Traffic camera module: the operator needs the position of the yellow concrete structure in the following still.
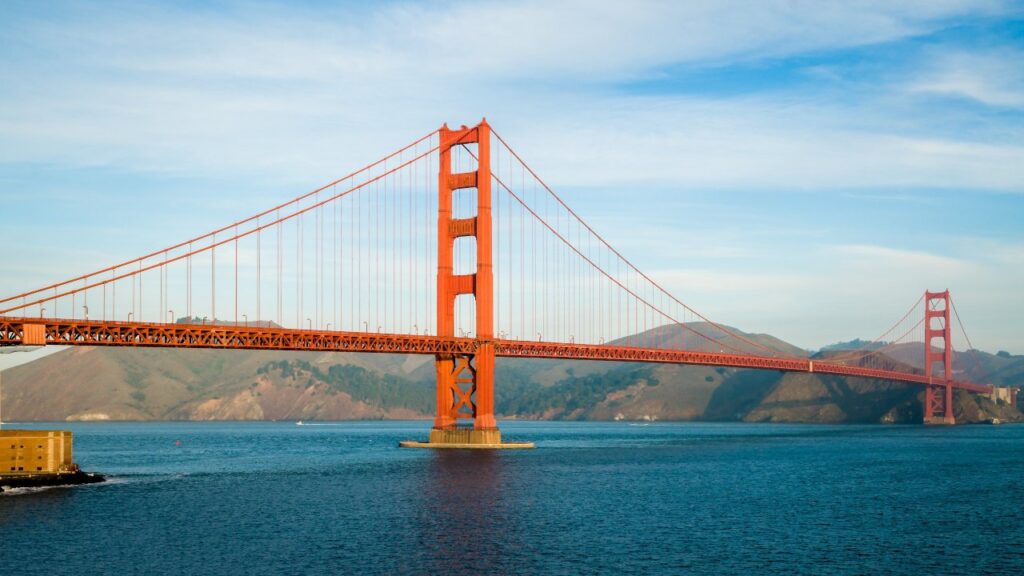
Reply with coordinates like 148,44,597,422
988,386,1016,405
399,427,534,449
1,430,74,474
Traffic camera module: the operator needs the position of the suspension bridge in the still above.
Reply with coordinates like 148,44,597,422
0,120,1014,444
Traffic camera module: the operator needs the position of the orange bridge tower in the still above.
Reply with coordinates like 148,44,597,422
405,120,530,449
923,290,955,425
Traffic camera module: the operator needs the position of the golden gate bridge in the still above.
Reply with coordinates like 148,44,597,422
0,120,1013,443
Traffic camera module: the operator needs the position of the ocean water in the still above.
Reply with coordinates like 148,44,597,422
1,421,1022,575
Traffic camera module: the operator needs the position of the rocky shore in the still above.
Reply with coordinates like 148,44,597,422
0,470,105,493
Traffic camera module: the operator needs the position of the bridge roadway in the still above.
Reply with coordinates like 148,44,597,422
0,317,992,394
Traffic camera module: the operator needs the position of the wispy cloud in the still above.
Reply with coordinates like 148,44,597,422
908,47,1024,107
829,244,975,274
513,97,1024,190
646,241,1022,351
22,1,1001,82
1,0,1020,190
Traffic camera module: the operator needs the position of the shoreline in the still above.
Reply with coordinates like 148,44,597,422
0,470,105,493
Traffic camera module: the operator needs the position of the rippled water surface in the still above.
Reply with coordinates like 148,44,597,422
2,421,1022,575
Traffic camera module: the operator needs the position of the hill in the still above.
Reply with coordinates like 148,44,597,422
1,325,1020,424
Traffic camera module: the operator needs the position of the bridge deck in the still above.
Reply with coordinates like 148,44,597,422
0,318,992,394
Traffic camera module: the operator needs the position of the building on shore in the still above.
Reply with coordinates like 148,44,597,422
1,429,75,474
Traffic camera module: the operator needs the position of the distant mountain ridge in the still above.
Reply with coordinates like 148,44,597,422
2,324,1020,424
819,339,885,352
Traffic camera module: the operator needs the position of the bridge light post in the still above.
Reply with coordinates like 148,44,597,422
243,314,248,327
168,310,174,324
128,312,134,323
40,306,45,318
306,318,312,331
362,321,368,332
82,305,88,321
201,316,207,325
325,322,331,331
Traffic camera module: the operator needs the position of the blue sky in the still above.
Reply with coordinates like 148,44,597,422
1,0,1022,352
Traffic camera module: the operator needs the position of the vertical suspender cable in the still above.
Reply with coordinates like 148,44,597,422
257,221,261,326
211,233,215,322
234,227,238,325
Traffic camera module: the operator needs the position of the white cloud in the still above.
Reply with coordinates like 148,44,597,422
649,241,1024,352
508,97,1024,191
908,48,1024,107
829,244,975,274
387,0,1000,80
30,1,1003,83
0,0,1019,191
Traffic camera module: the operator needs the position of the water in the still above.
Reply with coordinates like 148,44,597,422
2,421,1022,575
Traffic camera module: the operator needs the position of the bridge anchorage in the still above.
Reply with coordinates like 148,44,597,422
0,118,1015,436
